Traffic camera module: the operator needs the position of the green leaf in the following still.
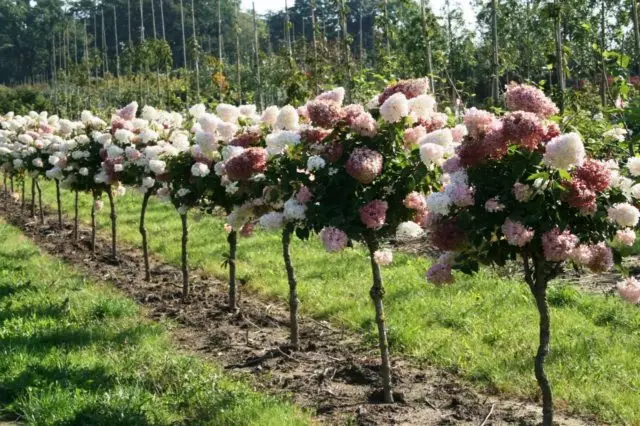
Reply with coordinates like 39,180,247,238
527,172,549,181
558,169,571,181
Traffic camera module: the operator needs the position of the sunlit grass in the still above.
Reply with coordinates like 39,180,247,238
38,182,640,424
0,220,309,425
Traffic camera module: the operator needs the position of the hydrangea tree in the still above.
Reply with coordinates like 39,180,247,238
425,84,639,425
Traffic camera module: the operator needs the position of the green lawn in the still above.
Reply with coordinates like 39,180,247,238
0,220,309,425
38,182,640,424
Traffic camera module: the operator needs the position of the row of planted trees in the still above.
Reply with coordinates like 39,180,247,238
1,79,640,425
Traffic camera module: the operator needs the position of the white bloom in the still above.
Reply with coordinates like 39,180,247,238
139,128,158,144
426,192,452,216
115,185,126,196
148,159,166,175
419,128,453,147
608,203,640,228
261,106,279,126
379,93,409,124
420,143,445,166
408,95,436,120
221,145,244,161
627,157,640,177
195,130,218,153
603,127,627,142
593,112,604,121
114,164,124,172
543,133,585,170
366,96,380,110
373,249,393,266
266,130,301,156
198,113,220,134
46,167,62,180
191,162,210,177
94,171,108,183
176,188,191,197
79,167,89,176
225,181,239,194
275,105,299,130
141,105,158,121
48,155,60,166
214,162,226,176
283,198,307,221
259,212,284,230
396,221,424,240
58,119,73,135
157,186,171,202
80,110,93,123
32,157,44,168
114,128,134,144
188,103,206,119
239,104,257,117
142,176,155,188
307,155,326,171
216,103,240,123
217,122,238,141
107,144,124,159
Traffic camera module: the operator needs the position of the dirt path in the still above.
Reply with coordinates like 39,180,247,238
0,199,594,425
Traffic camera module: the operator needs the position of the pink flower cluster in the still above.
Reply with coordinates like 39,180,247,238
307,100,345,129
225,147,268,181
564,160,611,213
426,263,454,285
541,228,579,262
513,182,533,202
404,126,427,148
501,219,534,247
345,147,383,184
320,227,349,252
501,111,546,151
403,191,426,211
295,185,313,204
615,229,636,246
377,78,430,105
429,219,466,251
504,83,559,118
359,200,388,229
571,243,613,272
464,108,495,138
116,102,138,121
300,127,332,145
230,131,261,147
442,156,462,174
617,277,640,304
448,184,475,207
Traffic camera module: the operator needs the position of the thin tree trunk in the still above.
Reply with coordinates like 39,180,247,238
421,0,435,94
600,1,606,106
339,0,351,103
73,190,79,241
139,190,152,280
227,230,238,311
91,194,97,254
55,180,62,228
21,179,25,212
252,2,263,110
491,0,499,104
310,0,319,94
35,179,43,224
218,0,223,63
365,233,394,403
383,0,390,56
359,0,364,67
284,0,294,67
632,0,640,75
107,189,117,260
190,0,200,99
532,256,553,426
554,0,565,111
235,3,242,103
2,174,6,209
30,178,36,219
139,0,145,42
160,0,166,40
180,0,187,69
181,213,189,302
282,224,299,348
10,176,13,193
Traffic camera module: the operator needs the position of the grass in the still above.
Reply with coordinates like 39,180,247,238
0,220,310,425
36,182,640,424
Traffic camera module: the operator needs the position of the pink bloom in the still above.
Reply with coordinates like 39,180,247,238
513,182,533,202
359,200,388,230
403,191,426,211
295,186,313,204
485,197,505,212
563,179,596,212
240,222,254,237
448,184,475,208
617,277,640,304
571,244,593,266
504,83,559,118
300,127,332,145
426,263,454,285
378,78,430,105
350,112,377,137
343,104,366,124
297,105,310,121
316,87,345,106
373,249,393,266
502,111,546,151
224,147,268,181
501,218,534,247
307,100,345,128
464,108,495,138
430,219,466,251
320,227,349,252
230,131,261,148
404,126,427,148
451,124,468,143
573,159,611,192
323,141,344,163
615,229,636,246
442,156,462,174
345,147,383,184
542,228,579,262
585,242,613,273
117,101,138,121
418,113,448,132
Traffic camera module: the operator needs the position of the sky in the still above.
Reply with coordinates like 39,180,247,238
240,0,477,26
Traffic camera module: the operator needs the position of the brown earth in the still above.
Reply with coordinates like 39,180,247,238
0,198,596,425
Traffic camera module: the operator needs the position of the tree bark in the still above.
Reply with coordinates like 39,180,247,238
282,224,299,348
252,2,263,110
73,190,79,242
632,0,640,75
107,189,117,260
10,176,14,193
421,0,435,94
180,213,189,302
30,178,36,219
21,179,25,212
139,190,152,281
531,256,553,426
553,0,565,111
35,179,43,224
365,233,394,403
55,180,62,228
227,230,238,312
491,0,499,104
91,194,97,254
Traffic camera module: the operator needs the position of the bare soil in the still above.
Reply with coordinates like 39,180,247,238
0,199,595,425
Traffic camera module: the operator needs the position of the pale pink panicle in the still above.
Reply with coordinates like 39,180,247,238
343,104,366,124
117,101,138,121
571,244,592,266
585,242,613,273
513,182,534,202
504,83,559,119
426,263,454,286
224,147,268,181
94,199,104,212
378,77,430,105
451,124,468,143
373,249,393,266
617,277,640,304
350,112,377,137
615,228,636,247
485,197,505,212
315,87,346,106
297,105,310,121
359,200,388,230
300,127,331,145
573,159,611,192
563,179,596,212
419,113,448,132
295,185,313,204
542,228,579,262
403,191,426,211
437,252,456,266
320,227,349,253
306,100,345,128
240,222,254,237
345,147,383,184
404,126,427,148
501,218,534,247
501,111,546,151
607,203,640,228
442,156,462,174
448,184,475,207
464,108,495,138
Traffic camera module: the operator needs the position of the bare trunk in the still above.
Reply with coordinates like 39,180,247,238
491,0,499,104
139,190,152,281
73,190,79,241
282,224,299,348
383,0,390,56
252,2,263,110
632,0,640,75
227,230,238,311
181,213,189,302
30,178,36,219
531,256,553,426
190,0,200,99
365,233,394,403
235,3,242,103
35,179,43,224
55,180,62,228
107,189,117,260
21,179,25,212
599,1,606,106
339,0,351,103
310,0,319,94
91,194,97,254
554,0,565,111
421,0,435,94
